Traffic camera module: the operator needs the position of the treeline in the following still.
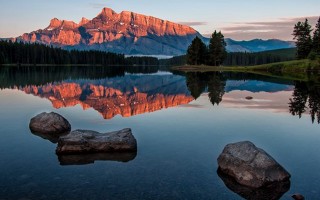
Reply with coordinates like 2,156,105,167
159,55,186,66
0,41,127,65
161,48,296,66
223,48,296,66
125,56,159,66
0,41,163,66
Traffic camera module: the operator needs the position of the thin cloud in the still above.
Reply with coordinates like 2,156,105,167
89,3,109,9
220,16,319,40
178,21,207,26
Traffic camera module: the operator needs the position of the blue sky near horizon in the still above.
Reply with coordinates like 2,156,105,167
0,0,319,40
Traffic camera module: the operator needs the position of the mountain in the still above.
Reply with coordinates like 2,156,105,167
14,7,295,55
225,38,295,52
17,7,203,56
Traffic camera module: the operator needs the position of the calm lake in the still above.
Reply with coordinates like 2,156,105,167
0,65,319,200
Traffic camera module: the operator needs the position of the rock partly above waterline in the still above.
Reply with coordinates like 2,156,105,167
56,128,137,154
29,112,71,135
217,141,290,188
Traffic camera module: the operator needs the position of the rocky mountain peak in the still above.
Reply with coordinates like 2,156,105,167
47,18,63,29
79,17,90,26
18,7,202,55
99,7,117,18
46,18,78,30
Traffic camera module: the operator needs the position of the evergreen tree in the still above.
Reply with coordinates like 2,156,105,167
293,19,313,59
312,17,320,54
186,36,207,65
207,31,227,66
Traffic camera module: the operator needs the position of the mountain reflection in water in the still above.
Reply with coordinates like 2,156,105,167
1,65,320,123
19,75,193,119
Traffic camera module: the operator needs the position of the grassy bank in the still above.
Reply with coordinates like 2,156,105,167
173,59,320,72
172,59,320,82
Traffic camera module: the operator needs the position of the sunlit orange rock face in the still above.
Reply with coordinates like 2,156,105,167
17,7,201,55
21,82,194,119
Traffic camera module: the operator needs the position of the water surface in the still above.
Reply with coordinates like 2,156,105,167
0,66,319,199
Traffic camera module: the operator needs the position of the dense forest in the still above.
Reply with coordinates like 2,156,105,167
159,55,186,66
0,41,159,66
0,40,126,65
125,56,159,66
223,48,296,66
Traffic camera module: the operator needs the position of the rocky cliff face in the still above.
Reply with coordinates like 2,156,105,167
18,7,202,55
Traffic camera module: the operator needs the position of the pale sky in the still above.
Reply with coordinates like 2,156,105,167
0,0,319,40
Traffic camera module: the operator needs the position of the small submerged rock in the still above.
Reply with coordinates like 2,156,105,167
56,128,137,154
29,112,71,135
292,194,305,200
217,141,290,188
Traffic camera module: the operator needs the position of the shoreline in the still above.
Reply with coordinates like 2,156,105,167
171,59,320,82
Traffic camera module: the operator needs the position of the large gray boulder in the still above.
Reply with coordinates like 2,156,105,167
29,112,71,135
217,141,290,188
56,128,137,154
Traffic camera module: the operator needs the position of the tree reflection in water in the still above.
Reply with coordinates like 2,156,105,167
289,81,320,123
186,72,226,106
186,72,320,124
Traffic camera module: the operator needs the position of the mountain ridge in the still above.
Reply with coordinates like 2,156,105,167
225,38,295,52
11,7,295,55
16,7,203,56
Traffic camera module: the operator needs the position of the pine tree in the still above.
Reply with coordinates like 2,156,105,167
313,17,320,54
293,19,313,59
186,36,207,65
207,31,227,66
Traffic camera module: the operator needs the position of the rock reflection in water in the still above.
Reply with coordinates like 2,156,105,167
57,152,137,165
217,169,290,200
30,131,69,144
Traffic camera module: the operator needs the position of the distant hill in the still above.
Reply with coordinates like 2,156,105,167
225,38,295,52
